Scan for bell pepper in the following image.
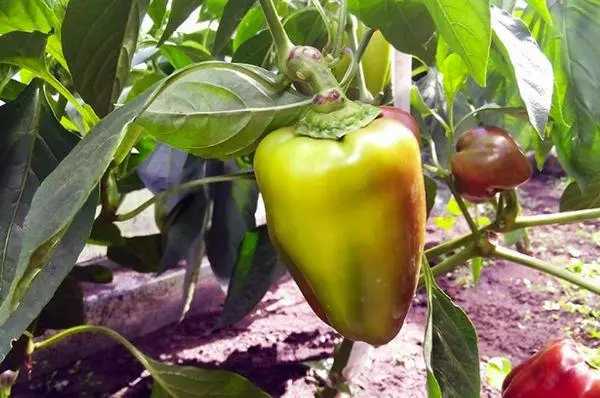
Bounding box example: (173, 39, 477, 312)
(502, 338, 600, 398)
(451, 126, 532, 202)
(360, 29, 392, 97)
(378, 106, 420, 142)
(253, 113, 426, 346)
(331, 28, 392, 98)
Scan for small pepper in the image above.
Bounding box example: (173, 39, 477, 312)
(451, 126, 532, 202)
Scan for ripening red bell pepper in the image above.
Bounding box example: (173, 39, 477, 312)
(451, 126, 532, 202)
(502, 338, 600, 398)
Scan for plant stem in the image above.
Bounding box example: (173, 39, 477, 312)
(259, 0, 294, 71)
(42, 72, 99, 127)
(492, 246, 600, 295)
(511, 207, 600, 229)
(321, 338, 355, 398)
(412, 65, 428, 77)
(418, 244, 476, 288)
(34, 325, 174, 395)
(203, 20, 212, 48)
(342, 18, 373, 102)
(446, 176, 480, 234)
(424, 136, 450, 176)
(425, 233, 472, 259)
(115, 171, 255, 222)
(332, 0, 348, 57)
(425, 206, 600, 260)
(453, 106, 526, 134)
(340, 21, 374, 90)
(309, 0, 332, 52)
(36, 325, 132, 352)
(99, 170, 120, 221)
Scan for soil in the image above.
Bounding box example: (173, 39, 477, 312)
(13, 171, 600, 398)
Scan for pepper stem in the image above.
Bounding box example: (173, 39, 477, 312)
(321, 338, 355, 398)
(258, 0, 293, 71)
(258, 0, 380, 140)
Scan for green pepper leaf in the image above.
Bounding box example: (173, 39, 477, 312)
(523, 0, 552, 24)
(232, 6, 265, 52)
(424, 175, 437, 218)
(550, 0, 600, 189)
(422, 257, 481, 398)
(62, 0, 148, 117)
(232, 30, 273, 66)
(212, 0, 256, 55)
(421, 0, 491, 86)
(0, 0, 56, 35)
(232, 8, 328, 67)
(160, 42, 212, 69)
(216, 226, 286, 329)
(179, 201, 213, 321)
(0, 30, 49, 78)
(0, 191, 97, 362)
(0, 0, 68, 71)
(559, 174, 600, 212)
(11, 86, 157, 323)
(491, 6, 553, 136)
(439, 53, 468, 112)
(0, 81, 79, 320)
(486, 357, 512, 390)
(48, 325, 272, 397)
(161, 175, 211, 273)
(70, 264, 114, 284)
(349, 0, 436, 65)
(107, 234, 163, 273)
(205, 160, 259, 284)
(147, 353, 271, 397)
(148, 0, 168, 31)
(88, 219, 124, 246)
(135, 62, 311, 159)
(157, 0, 203, 46)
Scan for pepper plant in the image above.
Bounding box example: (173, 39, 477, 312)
(0, 0, 599, 396)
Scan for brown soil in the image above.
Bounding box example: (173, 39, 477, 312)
(13, 174, 600, 398)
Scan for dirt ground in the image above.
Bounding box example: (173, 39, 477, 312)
(13, 173, 600, 398)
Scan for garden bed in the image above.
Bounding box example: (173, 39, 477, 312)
(14, 174, 600, 397)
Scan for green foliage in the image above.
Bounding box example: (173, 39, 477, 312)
(486, 357, 512, 390)
(560, 174, 600, 211)
(135, 62, 311, 158)
(216, 226, 286, 329)
(158, 0, 203, 45)
(422, 0, 491, 86)
(62, 0, 148, 117)
(549, 0, 600, 189)
(348, 0, 436, 64)
(423, 258, 481, 398)
(0, 0, 599, 395)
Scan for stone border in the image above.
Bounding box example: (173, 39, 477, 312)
(31, 257, 225, 374)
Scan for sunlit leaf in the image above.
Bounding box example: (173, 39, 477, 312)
(62, 0, 148, 116)
(421, 0, 491, 85)
(491, 6, 553, 135)
(423, 258, 481, 398)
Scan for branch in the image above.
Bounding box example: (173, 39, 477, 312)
(492, 245, 600, 295)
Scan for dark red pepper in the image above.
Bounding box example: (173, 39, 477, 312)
(451, 126, 532, 202)
(502, 338, 600, 398)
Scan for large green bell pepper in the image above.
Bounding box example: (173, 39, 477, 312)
(254, 116, 425, 345)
